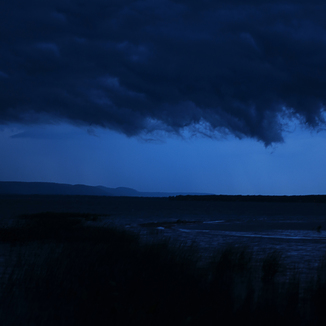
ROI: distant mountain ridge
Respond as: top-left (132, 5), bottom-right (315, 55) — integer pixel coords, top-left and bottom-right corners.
top-left (0, 181), bottom-right (212, 197)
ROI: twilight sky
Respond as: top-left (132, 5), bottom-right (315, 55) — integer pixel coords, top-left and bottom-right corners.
top-left (1, 0), bottom-right (326, 194)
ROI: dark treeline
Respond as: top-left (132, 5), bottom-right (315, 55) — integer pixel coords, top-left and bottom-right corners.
top-left (170, 195), bottom-right (326, 203)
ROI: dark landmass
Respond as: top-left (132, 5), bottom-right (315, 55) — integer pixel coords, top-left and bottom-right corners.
top-left (171, 194), bottom-right (326, 203)
top-left (0, 181), bottom-right (109, 196)
top-left (1, 182), bottom-right (326, 203)
top-left (0, 181), bottom-right (212, 197)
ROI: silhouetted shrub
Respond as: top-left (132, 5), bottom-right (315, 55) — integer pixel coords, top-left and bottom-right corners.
top-left (0, 212), bottom-right (101, 242)
top-left (261, 249), bottom-right (283, 284)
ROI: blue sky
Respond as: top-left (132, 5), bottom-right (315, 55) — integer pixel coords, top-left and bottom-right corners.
top-left (1, 122), bottom-right (325, 195)
top-left (1, 1), bottom-right (326, 195)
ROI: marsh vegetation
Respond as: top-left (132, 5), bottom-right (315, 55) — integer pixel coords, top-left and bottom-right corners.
top-left (0, 211), bottom-right (325, 325)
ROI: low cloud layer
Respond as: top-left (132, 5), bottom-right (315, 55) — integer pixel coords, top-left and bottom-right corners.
top-left (1, 0), bottom-right (326, 145)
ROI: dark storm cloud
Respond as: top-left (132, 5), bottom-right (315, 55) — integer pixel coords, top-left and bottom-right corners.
top-left (1, 0), bottom-right (326, 145)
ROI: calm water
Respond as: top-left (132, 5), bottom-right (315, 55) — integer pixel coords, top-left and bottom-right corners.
top-left (1, 195), bottom-right (326, 281)
top-left (93, 213), bottom-right (326, 280)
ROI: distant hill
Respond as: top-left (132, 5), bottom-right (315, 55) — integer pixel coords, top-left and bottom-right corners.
top-left (0, 181), bottom-right (212, 197)
top-left (0, 182), bottom-right (108, 196)
top-left (96, 186), bottom-right (212, 197)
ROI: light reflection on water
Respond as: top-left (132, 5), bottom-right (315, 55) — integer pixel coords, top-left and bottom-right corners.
top-left (96, 214), bottom-right (326, 280)
top-left (177, 229), bottom-right (326, 240)
top-left (173, 227), bottom-right (326, 280)
top-left (203, 220), bottom-right (225, 224)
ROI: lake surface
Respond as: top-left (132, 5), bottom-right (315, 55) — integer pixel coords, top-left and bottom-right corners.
top-left (93, 211), bottom-right (326, 279)
top-left (1, 195), bottom-right (326, 281)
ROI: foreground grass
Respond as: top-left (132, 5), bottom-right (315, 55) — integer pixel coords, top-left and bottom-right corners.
top-left (0, 212), bottom-right (325, 325)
